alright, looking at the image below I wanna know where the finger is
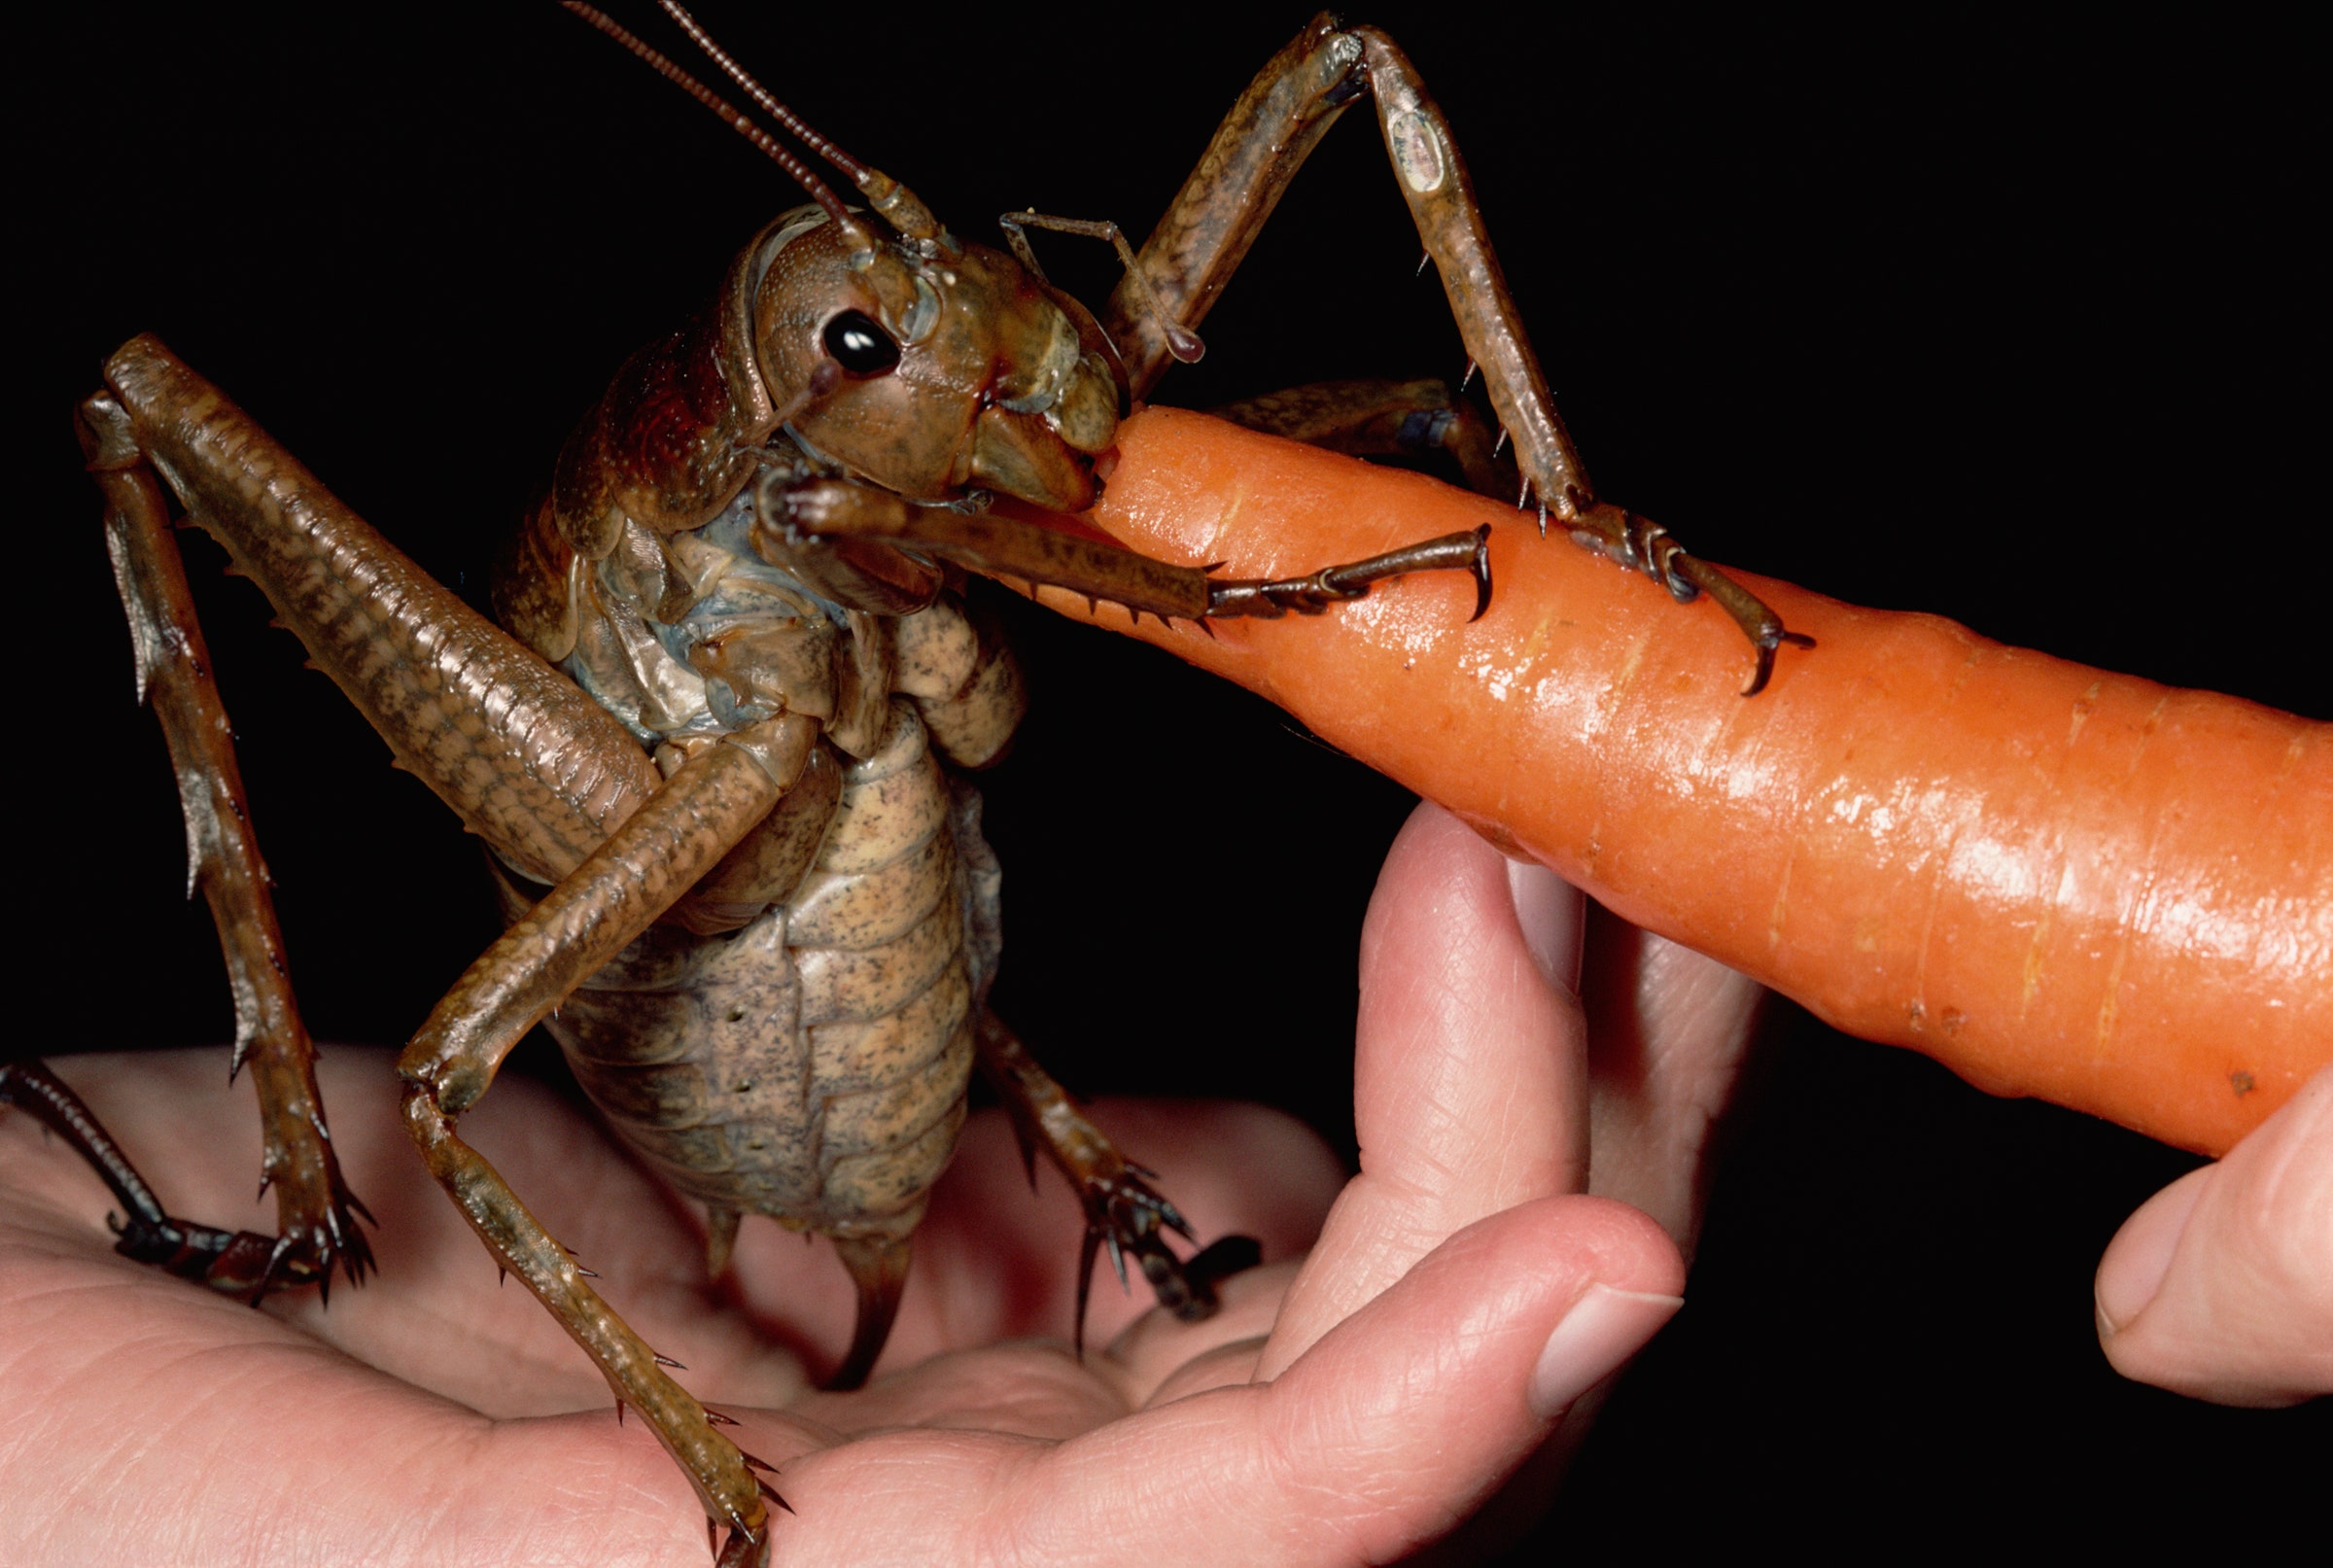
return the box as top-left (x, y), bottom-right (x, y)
top-left (765, 1196), bottom-right (1683, 1567)
top-left (2094, 1061), bottom-right (2333, 1406)
top-left (1261, 801), bottom-right (1587, 1379)
top-left (1578, 905), bottom-right (1767, 1254)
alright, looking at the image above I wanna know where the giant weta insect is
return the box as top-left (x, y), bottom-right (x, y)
top-left (10, 5), bottom-right (1825, 1559)
top-left (9, 6), bottom-right (2323, 1558)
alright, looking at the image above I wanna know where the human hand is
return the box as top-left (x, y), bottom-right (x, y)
top-left (0, 800), bottom-right (1760, 1565)
top-left (2094, 1061), bottom-right (2333, 1406)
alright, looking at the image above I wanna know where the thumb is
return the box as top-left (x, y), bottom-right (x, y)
top-left (2094, 1063), bottom-right (2333, 1406)
top-left (1236, 1195), bottom-right (1682, 1561)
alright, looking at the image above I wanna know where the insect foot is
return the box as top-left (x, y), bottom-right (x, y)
top-left (0, 1057), bottom-right (374, 1304)
top-left (1204, 525), bottom-right (1494, 624)
top-left (1071, 1163), bottom-right (1235, 1356)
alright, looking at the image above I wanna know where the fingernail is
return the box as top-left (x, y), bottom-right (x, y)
top-left (1528, 1284), bottom-right (1684, 1418)
top-left (2093, 1165), bottom-right (2211, 1341)
top-left (1507, 856), bottom-right (1582, 993)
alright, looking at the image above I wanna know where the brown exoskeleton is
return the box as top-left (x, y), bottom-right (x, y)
top-left (9, 6), bottom-right (1808, 1561)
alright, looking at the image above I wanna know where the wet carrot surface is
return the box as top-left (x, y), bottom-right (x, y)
top-left (1043, 407), bottom-right (2332, 1157)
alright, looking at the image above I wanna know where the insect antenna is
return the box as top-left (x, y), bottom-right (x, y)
top-left (652, 1), bottom-right (948, 244)
top-left (558, 2), bottom-right (853, 227)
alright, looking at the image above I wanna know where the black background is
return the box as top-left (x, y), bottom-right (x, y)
top-left (16, 4), bottom-right (2324, 1554)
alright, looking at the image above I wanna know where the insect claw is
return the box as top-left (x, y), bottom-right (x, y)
top-left (1460, 359), bottom-right (1478, 392)
top-left (1073, 1227), bottom-right (1101, 1359)
top-left (1105, 1232), bottom-right (1128, 1290)
top-left (615, 1399), bottom-right (626, 1426)
top-left (655, 1352), bottom-right (687, 1370)
top-left (1415, 250), bottom-right (1433, 278)
top-left (756, 1476), bottom-right (789, 1511)
top-left (497, 1266), bottom-right (507, 1288)
top-left (575, 1265), bottom-right (600, 1278)
top-left (1492, 427), bottom-right (1509, 459)
top-left (705, 1408), bottom-right (741, 1427)
top-left (1469, 525), bottom-right (1494, 623)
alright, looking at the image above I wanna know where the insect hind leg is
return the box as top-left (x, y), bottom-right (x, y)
top-left (75, 391), bottom-right (373, 1300)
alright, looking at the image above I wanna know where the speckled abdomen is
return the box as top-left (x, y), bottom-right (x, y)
top-left (543, 702), bottom-right (1000, 1242)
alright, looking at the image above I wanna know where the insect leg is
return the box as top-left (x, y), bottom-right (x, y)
top-left (777, 477), bottom-right (1490, 627)
top-left (1204, 526), bottom-right (1493, 624)
top-left (1107, 21), bottom-right (1812, 693)
top-left (94, 336), bottom-right (799, 1555)
top-left (398, 714), bottom-right (819, 1566)
top-left (0, 1058), bottom-right (287, 1295)
top-left (95, 335), bottom-right (666, 889)
top-left (1352, 32), bottom-right (1811, 693)
top-left (1101, 13), bottom-right (1363, 398)
top-left (972, 1010), bottom-right (1236, 1356)
top-left (73, 389), bottom-right (372, 1300)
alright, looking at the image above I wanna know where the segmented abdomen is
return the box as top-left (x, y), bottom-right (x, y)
top-left (543, 703), bottom-right (996, 1240)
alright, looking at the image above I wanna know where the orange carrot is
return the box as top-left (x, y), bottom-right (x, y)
top-left (1038, 407), bottom-right (2332, 1158)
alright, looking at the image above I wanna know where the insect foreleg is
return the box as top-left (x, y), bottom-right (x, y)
top-left (1100, 12), bottom-right (1364, 395)
top-left (1107, 18), bottom-right (1813, 692)
top-left (777, 477), bottom-right (1490, 625)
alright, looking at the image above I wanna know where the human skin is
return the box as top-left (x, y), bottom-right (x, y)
top-left (2092, 1064), bottom-right (2333, 1407)
top-left (0, 804), bottom-right (1746, 1566)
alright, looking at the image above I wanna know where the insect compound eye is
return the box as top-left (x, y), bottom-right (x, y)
top-left (820, 309), bottom-right (901, 376)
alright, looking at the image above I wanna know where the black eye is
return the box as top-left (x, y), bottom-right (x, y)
top-left (821, 309), bottom-right (899, 376)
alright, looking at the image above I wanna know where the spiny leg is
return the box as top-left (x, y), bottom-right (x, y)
top-left (97, 339), bottom-right (804, 1558)
top-left (1351, 29), bottom-right (1814, 691)
top-left (973, 1010), bottom-right (1255, 1356)
top-left (1204, 526), bottom-right (1491, 624)
top-left (1104, 19), bottom-right (1812, 694)
top-left (75, 392), bottom-right (371, 1300)
top-left (773, 476), bottom-right (1490, 630)
top-left (399, 717), bottom-right (818, 1565)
